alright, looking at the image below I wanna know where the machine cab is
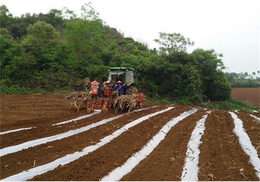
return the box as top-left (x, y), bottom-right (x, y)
top-left (108, 67), bottom-right (135, 85)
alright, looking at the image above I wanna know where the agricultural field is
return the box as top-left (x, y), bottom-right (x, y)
top-left (0, 94), bottom-right (260, 181)
top-left (232, 87), bottom-right (260, 109)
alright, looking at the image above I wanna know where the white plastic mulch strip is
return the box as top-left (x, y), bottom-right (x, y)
top-left (0, 106), bottom-right (154, 157)
top-left (250, 114), bottom-right (260, 121)
top-left (101, 108), bottom-right (198, 181)
top-left (53, 110), bottom-right (101, 126)
top-left (2, 107), bottom-right (174, 181)
top-left (0, 127), bottom-right (35, 135)
top-left (230, 112), bottom-right (260, 180)
top-left (181, 111), bottom-right (211, 181)
top-left (0, 111), bottom-right (101, 136)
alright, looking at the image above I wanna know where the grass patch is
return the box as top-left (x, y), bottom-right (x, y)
top-left (201, 97), bottom-right (259, 112)
top-left (177, 98), bottom-right (192, 105)
top-left (0, 85), bottom-right (50, 94)
top-left (143, 96), bottom-right (164, 104)
top-left (55, 89), bottom-right (73, 94)
top-left (0, 85), bottom-right (73, 95)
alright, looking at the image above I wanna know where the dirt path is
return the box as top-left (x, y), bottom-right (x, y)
top-left (1, 94), bottom-right (260, 181)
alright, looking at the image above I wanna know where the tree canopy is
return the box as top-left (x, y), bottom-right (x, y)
top-left (0, 4), bottom-right (232, 103)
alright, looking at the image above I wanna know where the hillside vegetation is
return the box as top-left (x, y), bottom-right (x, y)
top-left (0, 3), bottom-right (231, 104)
top-left (225, 72), bottom-right (260, 88)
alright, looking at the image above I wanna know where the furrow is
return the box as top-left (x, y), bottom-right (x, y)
top-left (0, 107), bottom-right (152, 157)
top-left (181, 111), bottom-right (211, 181)
top-left (230, 112), bottom-right (260, 180)
top-left (2, 107), bottom-right (173, 181)
top-left (52, 110), bottom-right (101, 126)
top-left (0, 127), bottom-right (35, 135)
top-left (198, 110), bottom-right (259, 181)
top-left (101, 108), bottom-right (198, 181)
top-left (0, 106), bottom-right (163, 179)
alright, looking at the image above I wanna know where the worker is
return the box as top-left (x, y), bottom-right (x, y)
top-left (103, 80), bottom-right (112, 88)
top-left (98, 83), bottom-right (104, 97)
top-left (103, 80), bottom-right (113, 96)
top-left (115, 80), bottom-right (126, 95)
top-left (90, 80), bottom-right (99, 95)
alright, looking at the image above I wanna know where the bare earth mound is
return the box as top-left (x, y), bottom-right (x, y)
top-left (0, 94), bottom-right (260, 181)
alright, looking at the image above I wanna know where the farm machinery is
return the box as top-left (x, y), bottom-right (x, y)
top-left (66, 67), bottom-right (145, 113)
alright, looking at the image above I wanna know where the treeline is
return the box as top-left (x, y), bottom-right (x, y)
top-left (225, 72), bottom-right (260, 88)
top-left (0, 3), bottom-right (231, 103)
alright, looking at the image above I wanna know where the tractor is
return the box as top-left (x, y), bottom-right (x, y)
top-left (86, 67), bottom-right (145, 113)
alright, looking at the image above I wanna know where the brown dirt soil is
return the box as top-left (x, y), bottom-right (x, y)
top-left (231, 87), bottom-right (260, 109)
top-left (198, 110), bottom-right (259, 181)
top-left (0, 94), bottom-right (260, 181)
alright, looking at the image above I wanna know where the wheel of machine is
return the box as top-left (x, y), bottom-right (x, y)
top-left (87, 108), bottom-right (92, 113)
top-left (102, 102), bottom-right (108, 112)
top-left (87, 102), bottom-right (92, 113)
top-left (125, 85), bottom-right (138, 95)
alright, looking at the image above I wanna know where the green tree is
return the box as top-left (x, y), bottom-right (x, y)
top-left (0, 28), bottom-right (16, 85)
top-left (0, 28), bottom-right (12, 65)
top-left (21, 21), bottom-right (61, 70)
top-left (4, 49), bottom-right (36, 87)
top-left (192, 49), bottom-right (231, 101)
top-left (154, 32), bottom-right (194, 55)
top-left (61, 7), bottom-right (77, 20)
top-left (1, 5), bottom-right (65, 40)
top-left (0, 28), bottom-right (37, 87)
top-left (64, 19), bottom-right (105, 62)
top-left (80, 2), bottom-right (100, 21)
top-left (152, 32), bottom-right (202, 102)
top-left (0, 5), bottom-right (13, 28)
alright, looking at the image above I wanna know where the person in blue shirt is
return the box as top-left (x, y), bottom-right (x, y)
top-left (115, 80), bottom-right (126, 95)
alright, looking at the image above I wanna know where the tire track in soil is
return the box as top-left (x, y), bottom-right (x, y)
top-left (198, 110), bottom-right (259, 181)
top-left (0, 106), bottom-right (167, 179)
top-left (121, 109), bottom-right (208, 181)
top-left (29, 105), bottom-right (192, 181)
top-left (236, 111), bottom-right (260, 157)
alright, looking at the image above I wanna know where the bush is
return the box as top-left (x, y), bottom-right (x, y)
top-left (0, 85), bottom-right (48, 94)
top-left (178, 98), bottom-right (192, 105)
top-left (202, 97), bottom-right (258, 112)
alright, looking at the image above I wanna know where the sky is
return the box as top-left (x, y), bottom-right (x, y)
top-left (1, 0), bottom-right (259, 74)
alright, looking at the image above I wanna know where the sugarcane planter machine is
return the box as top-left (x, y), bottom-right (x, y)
top-left (86, 67), bottom-right (145, 113)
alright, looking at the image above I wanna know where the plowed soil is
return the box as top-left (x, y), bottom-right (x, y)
top-left (231, 87), bottom-right (260, 109)
top-left (0, 94), bottom-right (260, 181)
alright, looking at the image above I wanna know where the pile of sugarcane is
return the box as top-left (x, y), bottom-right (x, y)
top-left (112, 95), bottom-right (138, 113)
top-left (65, 91), bottom-right (92, 111)
top-left (65, 90), bottom-right (143, 113)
